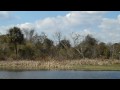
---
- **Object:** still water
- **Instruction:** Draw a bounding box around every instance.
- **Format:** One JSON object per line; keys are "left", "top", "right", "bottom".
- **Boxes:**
{"left": 0, "top": 71, "right": 120, "bottom": 79}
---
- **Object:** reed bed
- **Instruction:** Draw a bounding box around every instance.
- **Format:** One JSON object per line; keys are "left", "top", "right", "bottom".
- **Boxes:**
{"left": 0, "top": 59, "right": 120, "bottom": 71}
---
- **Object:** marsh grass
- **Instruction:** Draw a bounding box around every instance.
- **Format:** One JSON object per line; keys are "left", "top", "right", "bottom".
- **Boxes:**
{"left": 0, "top": 59, "right": 120, "bottom": 71}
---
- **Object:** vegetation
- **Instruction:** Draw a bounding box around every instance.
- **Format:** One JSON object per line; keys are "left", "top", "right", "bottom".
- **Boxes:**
{"left": 0, "top": 60, "right": 120, "bottom": 71}
{"left": 0, "top": 26, "right": 120, "bottom": 70}
{"left": 7, "top": 27, "right": 24, "bottom": 59}
{"left": 0, "top": 26, "right": 120, "bottom": 61}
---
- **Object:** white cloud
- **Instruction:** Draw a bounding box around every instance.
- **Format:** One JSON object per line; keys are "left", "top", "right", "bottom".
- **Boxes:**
{"left": 34, "top": 11, "right": 106, "bottom": 34}
{"left": 17, "top": 23, "right": 35, "bottom": 30}
{"left": 99, "top": 15, "right": 120, "bottom": 43}
{"left": 83, "top": 29, "right": 94, "bottom": 35}
{"left": 0, "top": 25, "right": 15, "bottom": 34}
{"left": 0, "top": 11, "right": 107, "bottom": 40}
{"left": 1, "top": 11, "right": 120, "bottom": 43}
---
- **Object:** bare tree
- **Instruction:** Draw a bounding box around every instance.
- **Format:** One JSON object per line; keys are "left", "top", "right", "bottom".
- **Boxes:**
{"left": 71, "top": 32, "right": 85, "bottom": 59}
{"left": 53, "top": 31, "right": 62, "bottom": 45}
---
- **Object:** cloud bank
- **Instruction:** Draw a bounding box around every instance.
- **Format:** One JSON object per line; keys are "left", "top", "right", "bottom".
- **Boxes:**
{"left": 0, "top": 11, "right": 120, "bottom": 43}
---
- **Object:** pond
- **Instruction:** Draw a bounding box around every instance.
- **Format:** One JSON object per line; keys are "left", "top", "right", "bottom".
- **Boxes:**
{"left": 0, "top": 71, "right": 120, "bottom": 79}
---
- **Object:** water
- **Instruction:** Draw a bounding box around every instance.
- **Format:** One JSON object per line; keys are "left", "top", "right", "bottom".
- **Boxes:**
{"left": 0, "top": 71, "right": 120, "bottom": 79}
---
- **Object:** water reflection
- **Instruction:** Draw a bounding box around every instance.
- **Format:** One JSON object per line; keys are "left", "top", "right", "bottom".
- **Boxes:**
{"left": 0, "top": 71, "right": 120, "bottom": 79}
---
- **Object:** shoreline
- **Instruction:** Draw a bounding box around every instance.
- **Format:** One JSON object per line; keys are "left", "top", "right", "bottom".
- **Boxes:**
{"left": 0, "top": 60, "right": 120, "bottom": 71}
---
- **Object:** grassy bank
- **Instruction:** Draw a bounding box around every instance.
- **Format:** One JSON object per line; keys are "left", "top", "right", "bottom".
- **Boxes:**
{"left": 0, "top": 59, "right": 120, "bottom": 71}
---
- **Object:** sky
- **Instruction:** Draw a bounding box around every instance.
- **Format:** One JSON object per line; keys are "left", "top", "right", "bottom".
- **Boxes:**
{"left": 0, "top": 11, "right": 120, "bottom": 43}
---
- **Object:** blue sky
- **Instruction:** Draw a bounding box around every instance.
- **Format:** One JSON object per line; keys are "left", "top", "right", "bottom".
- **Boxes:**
{"left": 0, "top": 11, "right": 69, "bottom": 26}
{"left": 0, "top": 11, "right": 120, "bottom": 43}
{"left": 105, "top": 11, "right": 120, "bottom": 18}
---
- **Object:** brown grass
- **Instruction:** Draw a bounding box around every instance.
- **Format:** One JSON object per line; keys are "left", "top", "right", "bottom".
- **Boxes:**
{"left": 0, "top": 59, "right": 120, "bottom": 71}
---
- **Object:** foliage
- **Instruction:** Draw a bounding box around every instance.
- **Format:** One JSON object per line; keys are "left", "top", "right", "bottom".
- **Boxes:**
{"left": 18, "top": 43, "right": 35, "bottom": 59}
{"left": 7, "top": 27, "right": 24, "bottom": 59}
{"left": 0, "top": 27, "right": 120, "bottom": 60}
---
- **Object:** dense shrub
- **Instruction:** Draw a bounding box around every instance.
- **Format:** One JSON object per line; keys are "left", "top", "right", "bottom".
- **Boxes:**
{"left": 0, "top": 27, "right": 120, "bottom": 60}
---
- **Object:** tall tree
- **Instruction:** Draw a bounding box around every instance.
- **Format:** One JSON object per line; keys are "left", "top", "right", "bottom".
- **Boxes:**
{"left": 82, "top": 35, "right": 98, "bottom": 58}
{"left": 58, "top": 39, "right": 71, "bottom": 49}
{"left": 7, "top": 27, "right": 24, "bottom": 59}
{"left": 43, "top": 38, "right": 53, "bottom": 50}
{"left": 83, "top": 34, "right": 98, "bottom": 46}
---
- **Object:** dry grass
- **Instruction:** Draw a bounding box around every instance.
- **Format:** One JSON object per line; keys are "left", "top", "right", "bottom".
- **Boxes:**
{"left": 0, "top": 59, "right": 120, "bottom": 71}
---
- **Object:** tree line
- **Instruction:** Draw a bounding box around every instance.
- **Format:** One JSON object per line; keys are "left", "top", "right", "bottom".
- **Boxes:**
{"left": 0, "top": 26, "right": 120, "bottom": 60}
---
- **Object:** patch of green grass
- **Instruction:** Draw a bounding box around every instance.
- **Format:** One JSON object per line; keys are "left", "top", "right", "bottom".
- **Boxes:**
{"left": 70, "top": 64, "right": 120, "bottom": 71}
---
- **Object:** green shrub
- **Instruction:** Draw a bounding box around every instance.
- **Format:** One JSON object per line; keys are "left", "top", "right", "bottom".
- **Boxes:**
{"left": 18, "top": 44, "right": 35, "bottom": 60}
